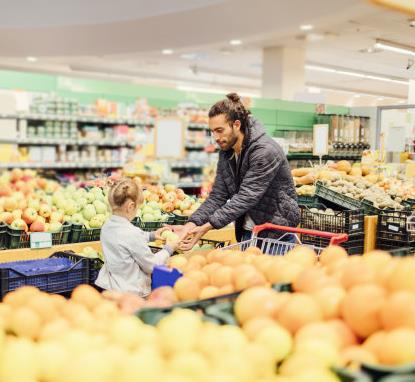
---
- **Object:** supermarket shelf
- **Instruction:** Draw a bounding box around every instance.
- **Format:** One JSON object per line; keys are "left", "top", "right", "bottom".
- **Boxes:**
{"left": 0, "top": 113, "right": 154, "bottom": 126}
{"left": 187, "top": 123, "right": 209, "bottom": 130}
{"left": 177, "top": 182, "right": 203, "bottom": 188}
{"left": 185, "top": 144, "right": 206, "bottom": 150}
{"left": 0, "top": 162, "right": 124, "bottom": 169}
{"left": 0, "top": 138, "right": 138, "bottom": 147}
{"left": 287, "top": 152, "right": 362, "bottom": 160}
{"left": 170, "top": 161, "right": 207, "bottom": 169}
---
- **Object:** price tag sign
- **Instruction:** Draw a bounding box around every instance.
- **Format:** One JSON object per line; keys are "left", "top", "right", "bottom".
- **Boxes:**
{"left": 313, "top": 124, "right": 329, "bottom": 157}
{"left": 30, "top": 232, "right": 52, "bottom": 249}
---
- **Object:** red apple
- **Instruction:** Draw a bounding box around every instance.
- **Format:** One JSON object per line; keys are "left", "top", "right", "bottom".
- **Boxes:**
{"left": 163, "top": 192, "right": 176, "bottom": 203}
{"left": 22, "top": 208, "right": 38, "bottom": 225}
{"left": 10, "top": 218, "right": 28, "bottom": 231}
{"left": 12, "top": 210, "right": 22, "bottom": 220}
{"left": 39, "top": 204, "right": 51, "bottom": 218}
{"left": 37, "top": 178, "right": 47, "bottom": 190}
{"left": 0, "top": 212, "right": 13, "bottom": 225}
{"left": 34, "top": 216, "right": 46, "bottom": 224}
{"left": 162, "top": 202, "right": 175, "bottom": 213}
{"left": 0, "top": 185, "right": 12, "bottom": 197}
{"left": 30, "top": 220, "right": 45, "bottom": 232}
{"left": 10, "top": 168, "right": 23, "bottom": 183}
{"left": 50, "top": 211, "right": 64, "bottom": 223}
{"left": 3, "top": 197, "right": 18, "bottom": 212}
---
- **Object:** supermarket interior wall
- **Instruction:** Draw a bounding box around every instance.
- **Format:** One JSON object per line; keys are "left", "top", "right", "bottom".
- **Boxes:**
{"left": 0, "top": 69, "right": 350, "bottom": 136}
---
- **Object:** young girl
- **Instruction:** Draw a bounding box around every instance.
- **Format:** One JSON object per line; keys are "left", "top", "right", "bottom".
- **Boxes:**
{"left": 95, "top": 178, "right": 178, "bottom": 297}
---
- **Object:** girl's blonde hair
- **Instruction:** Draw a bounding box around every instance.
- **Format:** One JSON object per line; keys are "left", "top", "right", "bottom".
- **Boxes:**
{"left": 108, "top": 177, "right": 142, "bottom": 209}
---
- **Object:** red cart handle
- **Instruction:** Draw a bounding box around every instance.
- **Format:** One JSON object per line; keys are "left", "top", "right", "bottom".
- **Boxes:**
{"left": 252, "top": 223, "right": 348, "bottom": 246}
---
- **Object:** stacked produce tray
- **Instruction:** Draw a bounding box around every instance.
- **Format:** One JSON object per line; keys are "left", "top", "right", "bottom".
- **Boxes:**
{"left": 377, "top": 210, "right": 415, "bottom": 253}
{"left": 315, "top": 181, "right": 361, "bottom": 210}
{"left": 297, "top": 194, "right": 317, "bottom": 207}
{"left": 70, "top": 224, "right": 101, "bottom": 243}
{"left": 132, "top": 213, "right": 173, "bottom": 232}
{"left": 6, "top": 222, "right": 72, "bottom": 250}
{"left": 136, "top": 283, "right": 291, "bottom": 326}
{"left": 173, "top": 213, "right": 189, "bottom": 225}
{"left": 0, "top": 223, "right": 7, "bottom": 250}
{"left": 0, "top": 252, "right": 89, "bottom": 298}
{"left": 300, "top": 204, "right": 364, "bottom": 255}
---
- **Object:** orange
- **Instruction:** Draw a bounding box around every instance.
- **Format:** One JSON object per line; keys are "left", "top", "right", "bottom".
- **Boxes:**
{"left": 341, "top": 346, "right": 378, "bottom": 369}
{"left": 210, "top": 266, "right": 234, "bottom": 288}
{"left": 168, "top": 255, "right": 188, "bottom": 272}
{"left": 319, "top": 245, "right": 348, "bottom": 266}
{"left": 234, "top": 286, "right": 281, "bottom": 325}
{"left": 173, "top": 277, "right": 200, "bottom": 301}
{"left": 267, "top": 260, "right": 304, "bottom": 284}
{"left": 327, "top": 319, "right": 358, "bottom": 349}
{"left": 277, "top": 293, "right": 323, "bottom": 334}
{"left": 221, "top": 253, "right": 245, "bottom": 267}
{"left": 244, "top": 246, "right": 263, "bottom": 256}
{"left": 3, "top": 286, "right": 40, "bottom": 308}
{"left": 186, "top": 270, "right": 209, "bottom": 288}
{"left": 9, "top": 307, "right": 42, "bottom": 340}
{"left": 340, "top": 284, "right": 386, "bottom": 338}
{"left": 71, "top": 285, "right": 102, "bottom": 311}
{"left": 242, "top": 317, "right": 277, "bottom": 340}
{"left": 188, "top": 254, "right": 207, "bottom": 268}
{"left": 380, "top": 290, "right": 415, "bottom": 330}
{"left": 285, "top": 245, "right": 317, "bottom": 267}
{"left": 378, "top": 328, "right": 415, "bottom": 365}
{"left": 218, "top": 284, "right": 235, "bottom": 295}
{"left": 199, "top": 286, "right": 220, "bottom": 300}
{"left": 340, "top": 258, "right": 376, "bottom": 290}
{"left": 26, "top": 292, "right": 59, "bottom": 323}
{"left": 362, "top": 331, "right": 387, "bottom": 359}
{"left": 202, "top": 262, "right": 222, "bottom": 277}
{"left": 295, "top": 322, "right": 342, "bottom": 350}
{"left": 233, "top": 268, "right": 267, "bottom": 291}
{"left": 293, "top": 267, "right": 337, "bottom": 293}
{"left": 311, "top": 285, "right": 346, "bottom": 319}
{"left": 386, "top": 257, "right": 415, "bottom": 293}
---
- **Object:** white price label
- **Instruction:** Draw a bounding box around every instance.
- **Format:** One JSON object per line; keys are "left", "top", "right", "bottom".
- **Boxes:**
{"left": 388, "top": 225, "right": 399, "bottom": 232}
{"left": 30, "top": 232, "right": 52, "bottom": 249}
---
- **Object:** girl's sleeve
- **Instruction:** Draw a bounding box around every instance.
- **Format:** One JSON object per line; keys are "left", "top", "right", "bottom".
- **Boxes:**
{"left": 128, "top": 234, "right": 171, "bottom": 275}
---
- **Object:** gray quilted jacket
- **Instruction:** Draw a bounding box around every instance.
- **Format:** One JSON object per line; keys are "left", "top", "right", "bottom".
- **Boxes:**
{"left": 189, "top": 116, "right": 300, "bottom": 241}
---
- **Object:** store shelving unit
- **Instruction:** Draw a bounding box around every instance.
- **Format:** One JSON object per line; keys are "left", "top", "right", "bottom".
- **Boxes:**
{"left": 0, "top": 162, "right": 124, "bottom": 169}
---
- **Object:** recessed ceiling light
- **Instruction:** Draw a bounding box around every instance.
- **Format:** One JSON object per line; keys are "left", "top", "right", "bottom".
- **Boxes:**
{"left": 230, "top": 39, "right": 242, "bottom": 46}
{"left": 354, "top": 94, "right": 361, "bottom": 98}
{"left": 300, "top": 24, "right": 314, "bottom": 31}
{"left": 26, "top": 56, "right": 37, "bottom": 62}
{"left": 398, "top": 100, "right": 406, "bottom": 104}
{"left": 162, "top": 49, "right": 173, "bottom": 55}
{"left": 377, "top": 97, "right": 384, "bottom": 101}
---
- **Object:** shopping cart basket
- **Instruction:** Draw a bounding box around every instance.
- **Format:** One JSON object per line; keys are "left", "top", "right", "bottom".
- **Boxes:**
{"left": 222, "top": 223, "right": 349, "bottom": 256}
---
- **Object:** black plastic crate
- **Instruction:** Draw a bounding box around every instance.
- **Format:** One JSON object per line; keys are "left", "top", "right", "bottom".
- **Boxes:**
{"left": 402, "top": 198, "right": 415, "bottom": 210}
{"left": 377, "top": 210, "right": 415, "bottom": 246}
{"left": 70, "top": 224, "right": 101, "bottom": 243}
{"left": 315, "top": 181, "right": 361, "bottom": 210}
{"left": 173, "top": 213, "right": 189, "bottom": 225}
{"left": 297, "top": 195, "right": 317, "bottom": 207}
{"left": 7, "top": 222, "right": 72, "bottom": 250}
{"left": 0, "top": 252, "right": 89, "bottom": 299}
{"left": 132, "top": 214, "right": 172, "bottom": 232}
{"left": 300, "top": 205, "right": 363, "bottom": 234}
{"left": 361, "top": 199, "right": 403, "bottom": 216}
{"left": 54, "top": 250, "right": 104, "bottom": 284}
{"left": 0, "top": 223, "right": 7, "bottom": 250}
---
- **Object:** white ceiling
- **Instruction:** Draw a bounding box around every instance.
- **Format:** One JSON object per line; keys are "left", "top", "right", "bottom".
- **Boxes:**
{"left": 0, "top": 0, "right": 414, "bottom": 106}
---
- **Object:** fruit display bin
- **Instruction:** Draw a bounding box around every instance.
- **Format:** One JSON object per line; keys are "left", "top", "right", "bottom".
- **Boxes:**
{"left": 299, "top": 205, "right": 364, "bottom": 254}
{"left": 297, "top": 194, "right": 317, "bottom": 207}
{"left": 377, "top": 210, "right": 415, "bottom": 252}
{"left": 132, "top": 214, "right": 173, "bottom": 232}
{"left": 173, "top": 213, "right": 189, "bottom": 225}
{"left": 316, "top": 181, "right": 361, "bottom": 211}
{"left": 361, "top": 362, "right": 415, "bottom": 382}
{"left": 0, "top": 223, "right": 7, "bottom": 250}
{"left": 0, "top": 252, "right": 89, "bottom": 299}
{"left": 70, "top": 224, "right": 101, "bottom": 243}
{"left": 136, "top": 283, "right": 291, "bottom": 326}
{"left": 6, "top": 222, "right": 72, "bottom": 250}
{"left": 54, "top": 250, "right": 104, "bottom": 285}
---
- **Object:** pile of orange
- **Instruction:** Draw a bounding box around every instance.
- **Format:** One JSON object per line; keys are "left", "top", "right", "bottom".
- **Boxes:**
{"left": 233, "top": 245, "right": 415, "bottom": 369}
{"left": 167, "top": 244, "right": 319, "bottom": 301}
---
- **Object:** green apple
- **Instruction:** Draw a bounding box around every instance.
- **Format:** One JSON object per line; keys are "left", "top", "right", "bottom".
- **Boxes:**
{"left": 71, "top": 213, "right": 84, "bottom": 225}
{"left": 64, "top": 200, "right": 79, "bottom": 216}
{"left": 86, "top": 192, "right": 96, "bottom": 203}
{"left": 142, "top": 205, "right": 153, "bottom": 215}
{"left": 82, "top": 204, "right": 96, "bottom": 221}
{"left": 48, "top": 222, "right": 63, "bottom": 233}
{"left": 142, "top": 213, "right": 154, "bottom": 222}
{"left": 93, "top": 200, "right": 107, "bottom": 214}
{"left": 82, "top": 246, "right": 99, "bottom": 258}
{"left": 66, "top": 185, "right": 77, "bottom": 194}
{"left": 89, "top": 216, "right": 104, "bottom": 229}
{"left": 161, "top": 230, "right": 179, "bottom": 241}
{"left": 164, "top": 184, "right": 176, "bottom": 193}
{"left": 148, "top": 201, "right": 160, "bottom": 210}
{"left": 77, "top": 197, "right": 88, "bottom": 209}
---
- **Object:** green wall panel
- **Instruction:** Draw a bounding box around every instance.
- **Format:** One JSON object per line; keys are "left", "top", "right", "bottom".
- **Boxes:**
{"left": 0, "top": 69, "right": 351, "bottom": 136}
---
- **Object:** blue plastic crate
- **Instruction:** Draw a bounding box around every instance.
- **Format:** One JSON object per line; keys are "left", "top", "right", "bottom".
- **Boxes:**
{"left": 151, "top": 265, "right": 182, "bottom": 290}
{"left": 0, "top": 253, "right": 89, "bottom": 298}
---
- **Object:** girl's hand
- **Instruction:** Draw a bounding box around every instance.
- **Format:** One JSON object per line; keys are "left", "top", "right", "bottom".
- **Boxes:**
{"left": 155, "top": 227, "right": 170, "bottom": 241}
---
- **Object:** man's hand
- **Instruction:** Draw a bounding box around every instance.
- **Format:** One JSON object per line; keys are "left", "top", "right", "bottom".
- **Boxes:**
{"left": 179, "top": 223, "right": 212, "bottom": 251}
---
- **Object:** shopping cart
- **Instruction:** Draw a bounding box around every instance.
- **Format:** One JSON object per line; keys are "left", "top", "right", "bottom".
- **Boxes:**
{"left": 223, "top": 223, "right": 349, "bottom": 256}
